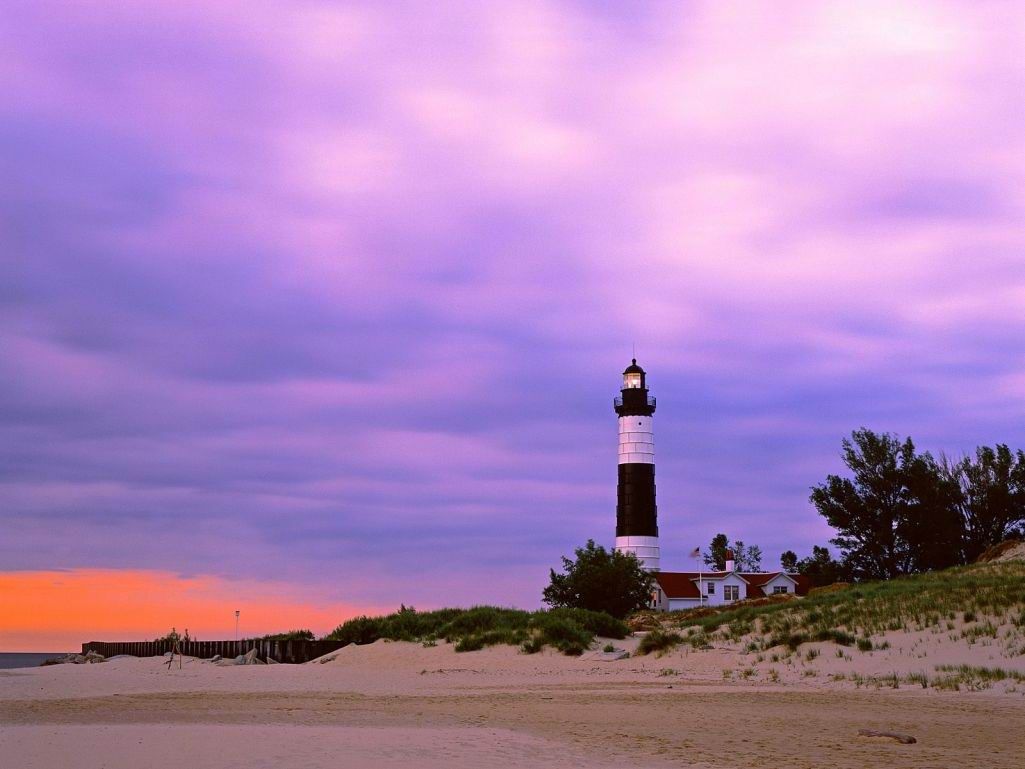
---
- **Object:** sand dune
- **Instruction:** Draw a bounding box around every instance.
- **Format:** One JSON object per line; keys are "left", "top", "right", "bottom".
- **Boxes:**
{"left": 2, "top": 639, "right": 1023, "bottom": 768}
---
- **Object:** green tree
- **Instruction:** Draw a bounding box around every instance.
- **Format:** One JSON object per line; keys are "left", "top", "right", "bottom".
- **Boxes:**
{"left": 794, "top": 545, "right": 849, "bottom": 587}
{"left": 810, "top": 429, "right": 971, "bottom": 579}
{"left": 811, "top": 429, "right": 1025, "bottom": 579}
{"left": 780, "top": 550, "right": 798, "bottom": 572}
{"left": 703, "top": 534, "right": 763, "bottom": 571}
{"left": 810, "top": 430, "right": 922, "bottom": 579}
{"left": 900, "top": 451, "right": 963, "bottom": 572}
{"left": 942, "top": 445, "right": 1025, "bottom": 562}
{"left": 737, "top": 542, "right": 763, "bottom": 571}
{"left": 543, "top": 540, "right": 654, "bottom": 619}
{"left": 704, "top": 533, "right": 730, "bottom": 570}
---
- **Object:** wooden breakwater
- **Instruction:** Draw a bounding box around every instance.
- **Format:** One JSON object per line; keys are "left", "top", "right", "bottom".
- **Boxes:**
{"left": 81, "top": 638, "right": 345, "bottom": 664}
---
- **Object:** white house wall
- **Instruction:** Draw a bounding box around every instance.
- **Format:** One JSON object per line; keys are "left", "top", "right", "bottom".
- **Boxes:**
{"left": 695, "top": 574, "right": 749, "bottom": 606}
{"left": 667, "top": 598, "right": 700, "bottom": 611}
{"left": 757, "top": 573, "right": 798, "bottom": 596}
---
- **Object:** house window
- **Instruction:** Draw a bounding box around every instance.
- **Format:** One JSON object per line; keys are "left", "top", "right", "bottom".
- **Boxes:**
{"left": 724, "top": 585, "right": 740, "bottom": 601}
{"left": 773, "top": 586, "right": 788, "bottom": 594}
{"left": 706, "top": 582, "right": 715, "bottom": 595}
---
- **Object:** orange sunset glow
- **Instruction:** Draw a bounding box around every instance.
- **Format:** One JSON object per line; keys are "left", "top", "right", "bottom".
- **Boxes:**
{"left": 0, "top": 569, "right": 382, "bottom": 652}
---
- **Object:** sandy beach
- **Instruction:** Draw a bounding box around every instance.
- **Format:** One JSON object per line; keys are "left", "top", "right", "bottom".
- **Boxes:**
{"left": 2, "top": 636, "right": 1023, "bottom": 769}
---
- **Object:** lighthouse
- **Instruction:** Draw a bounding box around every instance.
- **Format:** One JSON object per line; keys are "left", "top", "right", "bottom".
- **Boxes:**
{"left": 614, "top": 359, "right": 659, "bottom": 571}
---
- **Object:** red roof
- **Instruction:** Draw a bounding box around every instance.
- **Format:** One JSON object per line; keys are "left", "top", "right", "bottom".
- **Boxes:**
{"left": 655, "top": 571, "right": 809, "bottom": 599}
{"left": 653, "top": 571, "right": 702, "bottom": 598}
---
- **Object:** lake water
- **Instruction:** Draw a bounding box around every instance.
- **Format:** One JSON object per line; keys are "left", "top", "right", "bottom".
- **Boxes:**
{"left": 0, "top": 653, "right": 68, "bottom": 669}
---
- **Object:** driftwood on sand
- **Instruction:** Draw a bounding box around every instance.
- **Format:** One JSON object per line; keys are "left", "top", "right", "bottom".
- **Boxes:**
{"left": 858, "top": 729, "right": 917, "bottom": 744}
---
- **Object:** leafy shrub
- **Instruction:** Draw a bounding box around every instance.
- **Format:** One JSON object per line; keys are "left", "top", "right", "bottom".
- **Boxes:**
{"left": 521, "top": 636, "right": 545, "bottom": 654}
{"left": 636, "top": 629, "right": 684, "bottom": 656}
{"left": 326, "top": 605, "right": 620, "bottom": 657}
{"left": 544, "top": 539, "right": 654, "bottom": 618}
{"left": 814, "top": 628, "right": 855, "bottom": 646}
{"left": 455, "top": 634, "right": 485, "bottom": 652}
{"left": 544, "top": 607, "right": 629, "bottom": 639}
{"left": 685, "top": 630, "right": 711, "bottom": 649}
{"left": 260, "top": 629, "right": 314, "bottom": 641}
{"left": 767, "top": 632, "right": 807, "bottom": 651}
{"left": 529, "top": 614, "right": 592, "bottom": 656}
{"left": 326, "top": 615, "right": 386, "bottom": 646}
{"left": 453, "top": 629, "right": 526, "bottom": 652}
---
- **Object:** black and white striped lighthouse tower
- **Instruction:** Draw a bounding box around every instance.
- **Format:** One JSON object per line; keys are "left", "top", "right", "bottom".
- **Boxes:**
{"left": 614, "top": 359, "right": 659, "bottom": 571}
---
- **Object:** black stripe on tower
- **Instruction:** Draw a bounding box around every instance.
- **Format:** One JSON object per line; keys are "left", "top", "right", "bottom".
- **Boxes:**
{"left": 616, "top": 463, "right": 658, "bottom": 537}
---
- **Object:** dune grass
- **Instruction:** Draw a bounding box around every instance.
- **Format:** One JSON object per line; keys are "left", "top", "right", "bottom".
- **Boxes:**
{"left": 323, "top": 562, "right": 1025, "bottom": 661}
{"left": 324, "top": 605, "right": 628, "bottom": 656}
{"left": 635, "top": 628, "right": 684, "bottom": 656}
{"left": 658, "top": 561, "right": 1025, "bottom": 654}
{"left": 259, "top": 629, "right": 315, "bottom": 641}
{"left": 836, "top": 665, "right": 1025, "bottom": 692}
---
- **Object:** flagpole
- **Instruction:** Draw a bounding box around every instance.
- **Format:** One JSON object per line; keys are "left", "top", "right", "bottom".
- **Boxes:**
{"left": 692, "top": 548, "right": 703, "bottom": 608}
{"left": 698, "top": 557, "right": 703, "bottom": 608}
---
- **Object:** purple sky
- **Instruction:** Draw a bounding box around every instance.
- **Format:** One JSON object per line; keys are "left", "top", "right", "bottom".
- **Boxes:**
{"left": 3, "top": 1, "right": 1025, "bottom": 612}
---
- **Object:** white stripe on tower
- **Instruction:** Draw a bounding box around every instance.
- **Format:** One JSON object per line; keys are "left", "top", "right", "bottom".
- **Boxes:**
{"left": 615, "top": 535, "right": 660, "bottom": 569}
{"left": 618, "top": 415, "right": 654, "bottom": 465}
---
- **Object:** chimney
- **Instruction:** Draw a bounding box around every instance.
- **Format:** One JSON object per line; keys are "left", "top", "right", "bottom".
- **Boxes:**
{"left": 725, "top": 549, "right": 735, "bottom": 573}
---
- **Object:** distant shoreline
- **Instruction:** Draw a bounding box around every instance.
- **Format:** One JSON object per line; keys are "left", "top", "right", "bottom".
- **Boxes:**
{"left": 0, "top": 653, "right": 67, "bottom": 670}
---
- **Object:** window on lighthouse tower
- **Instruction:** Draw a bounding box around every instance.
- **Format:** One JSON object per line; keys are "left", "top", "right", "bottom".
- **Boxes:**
{"left": 624, "top": 372, "right": 642, "bottom": 389}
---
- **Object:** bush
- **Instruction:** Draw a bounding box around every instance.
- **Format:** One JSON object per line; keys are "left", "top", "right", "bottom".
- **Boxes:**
{"left": 325, "top": 605, "right": 623, "bottom": 657}
{"left": 260, "top": 629, "right": 314, "bottom": 641}
{"left": 636, "top": 629, "right": 684, "bottom": 656}
{"left": 813, "top": 628, "right": 855, "bottom": 646}
{"left": 768, "top": 632, "right": 807, "bottom": 651}
{"left": 544, "top": 607, "right": 629, "bottom": 639}
{"left": 455, "top": 634, "right": 485, "bottom": 652}
{"left": 454, "top": 629, "right": 528, "bottom": 652}
{"left": 435, "top": 606, "right": 531, "bottom": 641}
{"left": 326, "top": 615, "right": 386, "bottom": 646}
{"left": 521, "top": 636, "right": 545, "bottom": 654}
{"left": 529, "top": 614, "right": 592, "bottom": 656}
{"left": 543, "top": 540, "right": 654, "bottom": 618}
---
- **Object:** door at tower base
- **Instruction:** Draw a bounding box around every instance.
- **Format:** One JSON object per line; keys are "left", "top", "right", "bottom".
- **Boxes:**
{"left": 615, "top": 536, "right": 660, "bottom": 571}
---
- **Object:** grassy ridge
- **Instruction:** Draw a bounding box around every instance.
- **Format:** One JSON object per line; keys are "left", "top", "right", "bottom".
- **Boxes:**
{"left": 829, "top": 664, "right": 1025, "bottom": 692}
{"left": 654, "top": 561, "right": 1025, "bottom": 654}
{"left": 324, "top": 606, "right": 629, "bottom": 656}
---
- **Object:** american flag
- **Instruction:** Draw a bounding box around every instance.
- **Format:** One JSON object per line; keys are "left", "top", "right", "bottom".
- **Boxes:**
{"left": 689, "top": 547, "right": 702, "bottom": 559}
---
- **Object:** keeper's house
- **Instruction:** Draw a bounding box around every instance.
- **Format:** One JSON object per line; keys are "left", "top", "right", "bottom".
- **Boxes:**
{"left": 652, "top": 554, "right": 811, "bottom": 611}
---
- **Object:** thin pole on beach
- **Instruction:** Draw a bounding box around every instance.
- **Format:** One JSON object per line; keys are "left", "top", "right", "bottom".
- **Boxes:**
{"left": 688, "top": 549, "right": 705, "bottom": 611}
{"left": 694, "top": 551, "right": 703, "bottom": 608}
{"left": 235, "top": 610, "right": 240, "bottom": 642}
